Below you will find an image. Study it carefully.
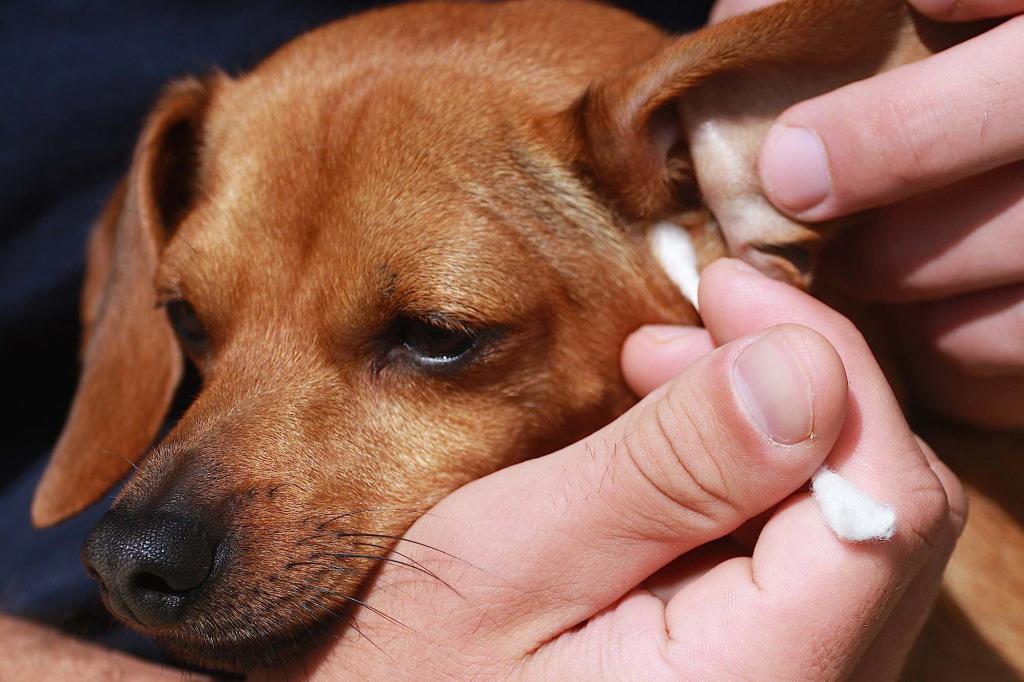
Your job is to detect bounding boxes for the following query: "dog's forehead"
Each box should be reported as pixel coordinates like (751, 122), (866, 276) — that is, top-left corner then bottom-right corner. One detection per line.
(161, 0), (664, 323)
(180, 0), (669, 266)
(169, 69), (622, 310)
(184, 84), (521, 260)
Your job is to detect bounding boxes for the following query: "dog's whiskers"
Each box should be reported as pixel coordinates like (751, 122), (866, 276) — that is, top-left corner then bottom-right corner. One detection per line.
(332, 531), (469, 564)
(342, 595), (410, 631)
(289, 553), (462, 599)
(347, 617), (392, 660)
(276, 576), (396, 658)
(312, 507), (434, 531)
(362, 570), (417, 600)
(350, 541), (439, 581)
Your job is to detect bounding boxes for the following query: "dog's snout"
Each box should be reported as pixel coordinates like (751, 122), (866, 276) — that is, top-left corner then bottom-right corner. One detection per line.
(82, 509), (222, 628)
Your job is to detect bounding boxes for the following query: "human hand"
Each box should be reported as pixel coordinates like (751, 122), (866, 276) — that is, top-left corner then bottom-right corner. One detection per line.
(0, 615), (203, 681)
(257, 260), (965, 681)
(713, 0), (1024, 429)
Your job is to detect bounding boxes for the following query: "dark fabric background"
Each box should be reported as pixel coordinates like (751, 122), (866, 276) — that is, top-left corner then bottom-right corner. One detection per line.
(0, 0), (711, 662)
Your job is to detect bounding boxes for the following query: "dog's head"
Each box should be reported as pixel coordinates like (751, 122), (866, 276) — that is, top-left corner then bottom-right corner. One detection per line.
(32, 0), (927, 671)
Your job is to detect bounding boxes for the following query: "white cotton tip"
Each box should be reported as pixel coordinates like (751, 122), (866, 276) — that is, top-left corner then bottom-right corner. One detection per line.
(650, 221), (701, 311)
(811, 467), (896, 542)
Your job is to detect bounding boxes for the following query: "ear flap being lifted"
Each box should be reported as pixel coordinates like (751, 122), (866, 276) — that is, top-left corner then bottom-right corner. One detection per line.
(575, 0), (918, 285)
(32, 77), (215, 527)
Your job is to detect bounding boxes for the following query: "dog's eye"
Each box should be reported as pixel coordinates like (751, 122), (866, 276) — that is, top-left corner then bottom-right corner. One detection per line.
(398, 317), (477, 367)
(165, 300), (209, 352)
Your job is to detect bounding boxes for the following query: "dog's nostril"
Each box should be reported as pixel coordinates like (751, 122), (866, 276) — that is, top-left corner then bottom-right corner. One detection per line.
(135, 570), (191, 597)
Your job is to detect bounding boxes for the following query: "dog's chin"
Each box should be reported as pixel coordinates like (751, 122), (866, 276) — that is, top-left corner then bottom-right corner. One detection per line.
(158, 619), (343, 673)
(126, 603), (353, 673)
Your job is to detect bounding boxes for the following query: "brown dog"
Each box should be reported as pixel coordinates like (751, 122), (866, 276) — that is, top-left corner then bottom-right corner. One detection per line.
(31, 0), (1020, 675)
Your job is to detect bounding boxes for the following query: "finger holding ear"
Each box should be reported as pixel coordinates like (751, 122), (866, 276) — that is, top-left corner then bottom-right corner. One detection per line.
(758, 15), (1024, 222)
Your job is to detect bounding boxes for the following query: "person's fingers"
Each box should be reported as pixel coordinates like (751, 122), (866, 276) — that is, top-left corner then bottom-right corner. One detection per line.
(708, 0), (778, 23)
(913, 0), (1024, 21)
(759, 15), (1024, 221)
(657, 260), (958, 679)
(821, 162), (1024, 303)
(849, 439), (967, 681)
(620, 325), (714, 396)
(697, 259), (949, 497)
(903, 338), (1024, 429)
(918, 438), (968, 536)
(375, 320), (849, 654)
(915, 283), (1024, 376)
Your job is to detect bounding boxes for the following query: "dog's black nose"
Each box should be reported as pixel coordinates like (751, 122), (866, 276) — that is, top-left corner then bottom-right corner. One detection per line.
(81, 509), (221, 628)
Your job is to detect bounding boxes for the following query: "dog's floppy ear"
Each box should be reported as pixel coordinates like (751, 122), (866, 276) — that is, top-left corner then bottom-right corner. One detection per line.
(32, 77), (215, 527)
(576, 0), (916, 284)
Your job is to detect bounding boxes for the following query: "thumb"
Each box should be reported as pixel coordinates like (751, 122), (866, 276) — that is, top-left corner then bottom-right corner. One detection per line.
(381, 322), (850, 655)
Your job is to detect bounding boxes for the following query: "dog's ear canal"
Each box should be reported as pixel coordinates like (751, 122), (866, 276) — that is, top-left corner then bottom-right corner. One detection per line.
(573, 0), (911, 285)
(32, 77), (216, 527)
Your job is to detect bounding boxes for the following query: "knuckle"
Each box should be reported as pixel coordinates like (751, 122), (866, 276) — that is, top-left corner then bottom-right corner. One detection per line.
(659, 382), (735, 508)
(815, 306), (868, 353)
(811, 87), (948, 214)
(873, 96), (951, 188)
(613, 435), (695, 540)
(613, 386), (738, 539)
(915, 436), (969, 534)
(946, 484), (969, 537)
(901, 473), (955, 554)
(940, 473), (969, 536)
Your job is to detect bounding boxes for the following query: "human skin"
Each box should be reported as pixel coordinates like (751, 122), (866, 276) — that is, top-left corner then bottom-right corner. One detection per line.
(253, 260), (965, 681)
(0, 615), (207, 681)
(714, 0), (1024, 429)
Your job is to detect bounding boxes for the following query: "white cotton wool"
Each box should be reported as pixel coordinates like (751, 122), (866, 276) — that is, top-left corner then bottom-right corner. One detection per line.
(650, 221), (701, 310)
(810, 467), (896, 542)
(649, 222), (896, 543)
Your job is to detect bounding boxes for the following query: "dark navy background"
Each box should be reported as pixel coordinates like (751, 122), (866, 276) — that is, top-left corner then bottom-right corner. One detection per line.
(0, 0), (710, 663)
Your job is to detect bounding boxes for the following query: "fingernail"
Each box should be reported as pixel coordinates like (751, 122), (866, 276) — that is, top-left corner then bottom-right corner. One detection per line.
(761, 125), (832, 213)
(643, 325), (704, 344)
(734, 330), (813, 444)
